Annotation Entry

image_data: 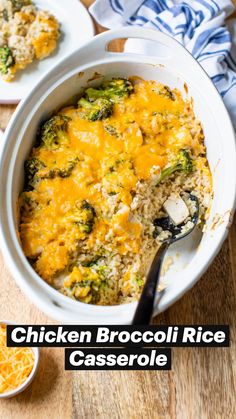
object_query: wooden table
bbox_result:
[1,1,236,418]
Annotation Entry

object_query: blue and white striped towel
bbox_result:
[90,0,236,128]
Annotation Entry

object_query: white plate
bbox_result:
[0,0,94,103]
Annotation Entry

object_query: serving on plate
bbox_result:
[0,27,235,324]
[0,0,94,103]
[0,0,60,82]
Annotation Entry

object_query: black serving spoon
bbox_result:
[132,193,199,325]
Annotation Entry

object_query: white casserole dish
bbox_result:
[0,28,235,324]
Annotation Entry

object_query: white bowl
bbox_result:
[0,28,235,324]
[0,321,39,399]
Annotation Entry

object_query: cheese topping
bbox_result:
[0,324,34,394]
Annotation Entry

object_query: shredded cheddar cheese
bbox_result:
[0,324,34,394]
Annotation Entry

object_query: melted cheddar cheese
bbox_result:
[19,78,211,304]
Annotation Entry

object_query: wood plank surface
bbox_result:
[0,1,236,418]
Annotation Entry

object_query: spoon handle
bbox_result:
[132,241,169,325]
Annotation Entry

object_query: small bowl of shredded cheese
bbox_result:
[0,321,39,398]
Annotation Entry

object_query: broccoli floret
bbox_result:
[106,157,126,175]
[82,258,100,267]
[24,156,78,190]
[41,158,79,179]
[20,192,39,214]
[25,157,45,181]
[1,9,9,21]
[158,149,193,183]
[85,78,133,103]
[0,1,31,21]
[10,0,32,12]
[103,78,133,98]
[104,124,119,137]
[77,78,133,121]
[78,97,113,121]
[133,273,144,288]
[56,159,78,178]
[24,157,45,189]
[40,115,71,149]
[162,86,175,101]
[0,47,14,75]
[62,263,109,303]
[73,200,96,234]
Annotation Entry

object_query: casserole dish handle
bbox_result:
[91,27,189,62]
